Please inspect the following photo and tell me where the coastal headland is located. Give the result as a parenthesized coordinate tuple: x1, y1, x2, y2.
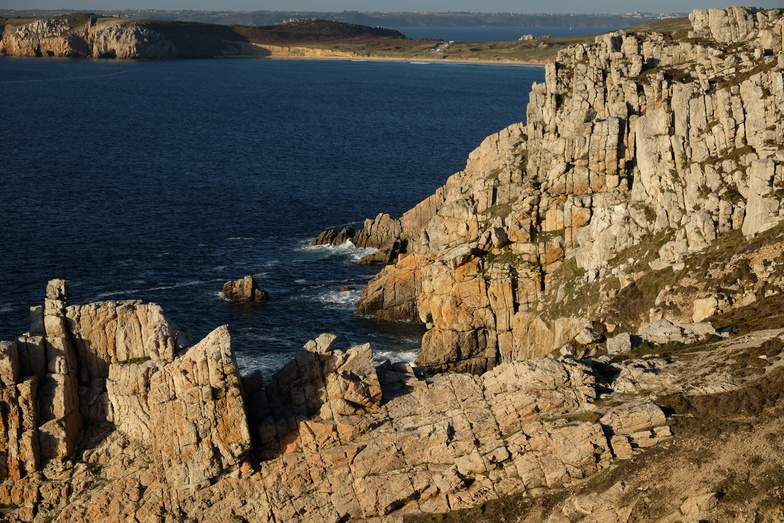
(0, 12, 690, 63)
(2, 5, 784, 522)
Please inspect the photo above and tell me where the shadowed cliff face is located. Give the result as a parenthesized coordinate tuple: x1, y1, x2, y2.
(348, 6, 784, 375)
(0, 15, 233, 59)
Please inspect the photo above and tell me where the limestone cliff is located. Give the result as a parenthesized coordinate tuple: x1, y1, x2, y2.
(348, 6, 784, 374)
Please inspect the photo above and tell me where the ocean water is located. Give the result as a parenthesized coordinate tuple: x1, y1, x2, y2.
(0, 57, 543, 376)
(391, 25, 621, 42)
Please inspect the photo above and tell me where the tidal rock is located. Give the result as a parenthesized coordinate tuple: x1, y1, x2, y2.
(222, 275, 269, 303)
(311, 226, 356, 246)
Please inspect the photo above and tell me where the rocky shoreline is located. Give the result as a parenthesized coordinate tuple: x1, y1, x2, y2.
(1, 278, 782, 521)
(2, 6, 784, 522)
(317, 6, 784, 377)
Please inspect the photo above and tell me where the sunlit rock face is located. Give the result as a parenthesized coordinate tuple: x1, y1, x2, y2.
(354, 6, 784, 374)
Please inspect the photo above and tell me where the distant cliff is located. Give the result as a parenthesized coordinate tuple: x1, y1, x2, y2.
(0, 13, 405, 59)
(318, 6, 784, 374)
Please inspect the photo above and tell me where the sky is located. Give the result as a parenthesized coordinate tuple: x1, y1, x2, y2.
(3, 0, 783, 14)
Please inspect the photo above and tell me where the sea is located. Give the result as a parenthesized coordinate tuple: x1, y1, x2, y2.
(0, 56, 543, 376)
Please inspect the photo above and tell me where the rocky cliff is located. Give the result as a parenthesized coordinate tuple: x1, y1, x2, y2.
(3, 6, 784, 522)
(0, 13, 271, 59)
(2, 279, 782, 521)
(0, 14, 408, 60)
(339, 6, 784, 375)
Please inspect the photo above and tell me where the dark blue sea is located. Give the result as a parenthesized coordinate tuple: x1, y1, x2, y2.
(0, 57, 543, 375)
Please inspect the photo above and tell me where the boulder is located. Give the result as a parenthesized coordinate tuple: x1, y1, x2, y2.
(606, 333, 632, 354)
(680, 492, 719, 516)
(222, 275, 269, 303)
(575, 327, 604, 345)
(639, 319, 718, 345)
(599, 401, 667, 436)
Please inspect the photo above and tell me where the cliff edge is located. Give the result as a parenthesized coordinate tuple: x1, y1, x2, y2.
(333, 6, 784, 375)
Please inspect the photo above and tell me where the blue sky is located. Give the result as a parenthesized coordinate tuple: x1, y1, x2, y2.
(4, 0, 782, 14)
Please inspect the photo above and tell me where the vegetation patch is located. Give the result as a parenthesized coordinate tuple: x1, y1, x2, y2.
(404, 487, 569, 523)
(632, 335, 723, 358)
(484, 246, 529, 267)
(538, 257, 616, 322)
(482, 197, 518, 221)
(604, 266, 676, 330)
(535, 228, 565, 244)
(701, 144, 755, 166)
(657, 367, 784, 437)
(710, 293, 784, 335)
(116, 356, 152, 365)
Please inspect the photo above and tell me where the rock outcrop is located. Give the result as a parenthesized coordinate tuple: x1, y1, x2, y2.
(0, 281, 251, 491)
(222, 275, 269, 303)
(0, 280, 686, 521)
(3, 279, 784, 521)
(4, 7, 784, 522)
(0, 14, 412, 60)
(350, 6, 784, 374)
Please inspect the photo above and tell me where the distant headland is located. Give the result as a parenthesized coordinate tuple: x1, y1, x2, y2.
(0, 12, 691, 63)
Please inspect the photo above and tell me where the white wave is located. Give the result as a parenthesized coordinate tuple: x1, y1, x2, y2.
(235, 351, 291, 377)
(0, 303, 12, 314)
(149, 279, 222, 292)
(316, 288, 362, 307)
(301, 240, 378, 261)
(373, 349, 418, 366)
(226, 237, 255, 241)
(92, 278, 224, 301)
(92, 288, 142, 300)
